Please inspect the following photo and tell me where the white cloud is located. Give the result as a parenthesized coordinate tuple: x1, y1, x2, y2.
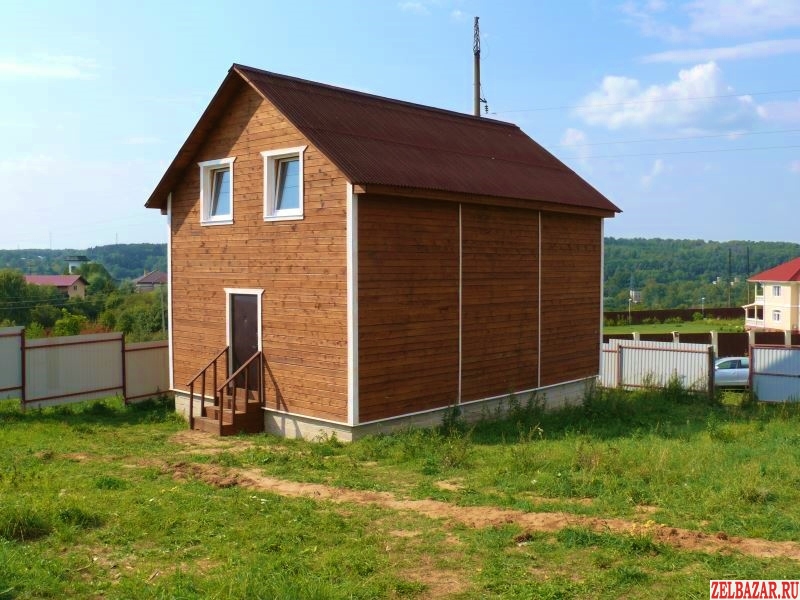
(687, 0, 800, 37)
(642, 39, 800, 64)
(451, 9, 467, 21)
(622, 0, 800, 41)
(574, 61, 759, 130)
(398, 2, 429, 15)
(791, 160, 800, 173)
(560, 128, 592, 165)
(0, 55, 98, 80)
(0, 155, 57, 174)
(641, 158, 665, 187)
(757, 98, 800, 123)
(620, 0, 687, 42)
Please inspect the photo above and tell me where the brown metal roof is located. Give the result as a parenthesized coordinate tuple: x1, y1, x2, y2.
(146, 65, 620, 215)
(134, 270, 167, 285)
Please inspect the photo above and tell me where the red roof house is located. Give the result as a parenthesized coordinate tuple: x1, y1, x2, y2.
(25, 275, 87, 299)
(145, 64, 620, 438)
(744, 257, 800, 332)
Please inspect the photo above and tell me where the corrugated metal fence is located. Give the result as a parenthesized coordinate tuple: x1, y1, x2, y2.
(751, 345, 800, 402)
(601, 339, 714, 393)
(0, 326, 168, 408)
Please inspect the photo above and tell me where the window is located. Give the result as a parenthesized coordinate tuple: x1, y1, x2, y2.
(199, 157, 235, 225)
(773, 285, 781, 297)
(262, 146, 306, 220)
(773, 310, 781, 322)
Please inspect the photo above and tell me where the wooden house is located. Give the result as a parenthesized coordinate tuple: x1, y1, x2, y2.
(145, 64, 620, 438)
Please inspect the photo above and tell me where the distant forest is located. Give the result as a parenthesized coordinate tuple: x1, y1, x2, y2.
(0, 244, 167, 281)
(2, 239, 798, 310)
(604, 238, 800, 311)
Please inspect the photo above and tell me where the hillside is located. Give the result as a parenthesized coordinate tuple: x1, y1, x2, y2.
(2, 238, 798, 310)
(0, 244, 167, 281)
(604, 238, 800, 311)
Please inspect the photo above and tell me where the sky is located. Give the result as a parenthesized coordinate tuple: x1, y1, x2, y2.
(1, 0, 798, 250)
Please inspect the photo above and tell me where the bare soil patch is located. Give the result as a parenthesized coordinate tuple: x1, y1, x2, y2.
(169, 430, 258, 455)
(166, 460, 800, 562)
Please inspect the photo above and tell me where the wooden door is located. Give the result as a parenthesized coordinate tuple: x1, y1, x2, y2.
(230, 294, 259, 389)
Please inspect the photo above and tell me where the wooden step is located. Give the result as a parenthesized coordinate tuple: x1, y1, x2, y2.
(191, 399, 264, 436)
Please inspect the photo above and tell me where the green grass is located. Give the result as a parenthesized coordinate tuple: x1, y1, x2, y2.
(605, 317, 745, 335)
(2, 390, 800, 598)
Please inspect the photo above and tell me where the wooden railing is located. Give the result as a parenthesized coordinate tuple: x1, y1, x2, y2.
(215, 351, 263, 431)
(187, 347, 229, 429)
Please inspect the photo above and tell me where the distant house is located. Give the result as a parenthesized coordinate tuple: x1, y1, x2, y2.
(25, 275, 88, 299)
(744, 257, 800, 332)
(133, 270, 167, 292)
(64, 255, 90, 274)
(145, 64, 620, 439)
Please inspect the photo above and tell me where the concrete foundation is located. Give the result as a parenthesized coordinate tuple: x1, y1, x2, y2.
(174, 377, 595, 441)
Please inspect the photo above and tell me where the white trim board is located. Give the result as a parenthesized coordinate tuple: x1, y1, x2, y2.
(346, 183, 359, 426)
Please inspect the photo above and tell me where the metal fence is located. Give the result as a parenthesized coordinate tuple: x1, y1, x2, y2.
(0, 326, 169, 408)
(751, 345, 800, 402)
(601, 339, 714, 393)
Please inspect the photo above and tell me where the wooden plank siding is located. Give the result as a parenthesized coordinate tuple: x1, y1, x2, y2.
(461, 205, 538, 401)
(170, 81, 350, 423)
(539, 212, 602, 387)
(358, 196, 459, 422)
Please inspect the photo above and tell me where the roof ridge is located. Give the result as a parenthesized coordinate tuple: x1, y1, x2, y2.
(232, 63, 520, 131)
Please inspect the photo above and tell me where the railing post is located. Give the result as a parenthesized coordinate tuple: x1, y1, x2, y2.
(201, 370, 207, 416)
(259, 352, 264, 407)
(189, 381, 194, 428)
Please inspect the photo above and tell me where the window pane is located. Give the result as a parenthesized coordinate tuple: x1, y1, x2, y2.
(211, 168, 231, 216)
(276, 158, 299, 210)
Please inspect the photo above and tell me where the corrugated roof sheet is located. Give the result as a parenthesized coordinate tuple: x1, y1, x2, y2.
(146, 65, 620, 215)
(236, 65, 619, 213)
(25, 275, 84, 287)
(749, 257, 800, 283)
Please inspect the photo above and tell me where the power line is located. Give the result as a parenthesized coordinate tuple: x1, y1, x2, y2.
(494, 87, 800, 115)
(554, 127, 800, 148)
(562, 143, 800, 161)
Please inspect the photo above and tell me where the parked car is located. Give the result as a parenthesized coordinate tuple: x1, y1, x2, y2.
(714, 356, 749, 388)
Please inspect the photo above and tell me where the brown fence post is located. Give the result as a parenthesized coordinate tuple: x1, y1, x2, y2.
(707, 346, 715, 400)
(121, 333, 128, 405)
(20, 327, 26, 411)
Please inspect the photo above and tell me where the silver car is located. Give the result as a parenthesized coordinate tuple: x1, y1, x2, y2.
(714, 356, 750, 388)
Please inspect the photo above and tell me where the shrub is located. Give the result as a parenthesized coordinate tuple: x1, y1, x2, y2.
(25, 322, 46, 339)
(53, 309, 88, 336)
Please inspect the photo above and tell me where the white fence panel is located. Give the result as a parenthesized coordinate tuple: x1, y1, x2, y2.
(0, 326, 23, 399)
(125, 341, 169, 402)
(751, 346, 800, 402)
(601, 340, 712, 391)
(25, 333, 124, 408)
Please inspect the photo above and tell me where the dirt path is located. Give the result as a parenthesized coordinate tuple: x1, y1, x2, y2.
(167, 431, 800, 562)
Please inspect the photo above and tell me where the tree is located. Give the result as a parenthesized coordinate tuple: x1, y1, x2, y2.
(0, 269, 29, 324)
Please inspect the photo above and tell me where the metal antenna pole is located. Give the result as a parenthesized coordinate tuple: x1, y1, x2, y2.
(473, 16, 481, 117)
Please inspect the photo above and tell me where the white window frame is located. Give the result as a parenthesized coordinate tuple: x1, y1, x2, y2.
(773, 285, 782, 297)
(261, 146, 307, 221)
(773, 309, 781, 322)
(199, 157, 235, 226)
